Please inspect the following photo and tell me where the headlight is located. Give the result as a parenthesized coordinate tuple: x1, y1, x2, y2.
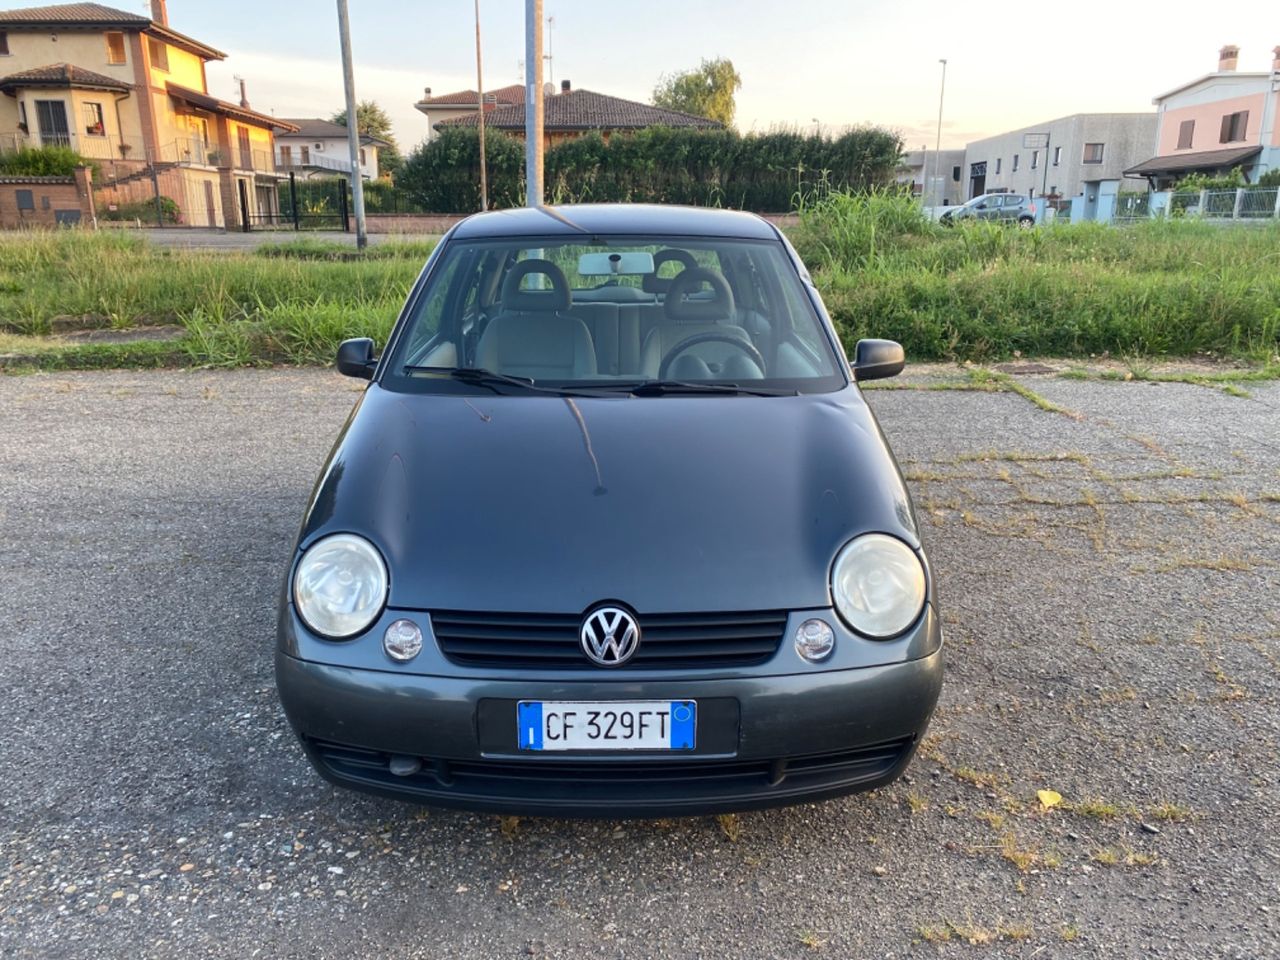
(292, 533, 388, 638)
(830, 534, 926, 638)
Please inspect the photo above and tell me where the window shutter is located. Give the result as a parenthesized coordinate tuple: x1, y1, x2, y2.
(1220, 114, 1232, 143)
(1237, 111, 1248, 141)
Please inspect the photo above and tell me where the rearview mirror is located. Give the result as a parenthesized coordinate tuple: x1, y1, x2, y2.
(852, 339, 905, 382)
(336, 337, 377, 379)
(578, 251, 656, 276)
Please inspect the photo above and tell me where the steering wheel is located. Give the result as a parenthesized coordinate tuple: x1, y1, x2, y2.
(658, 332, 766, 381)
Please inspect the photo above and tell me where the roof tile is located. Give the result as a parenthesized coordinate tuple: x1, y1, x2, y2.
(437, 89, 721, 132)
(0, 61, 131, 92)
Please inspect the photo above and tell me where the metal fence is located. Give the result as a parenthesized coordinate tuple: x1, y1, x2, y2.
(1161, 187, 1280, 221)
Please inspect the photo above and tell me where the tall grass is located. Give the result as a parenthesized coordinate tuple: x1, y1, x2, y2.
(2, 212, 1278, 368)
(792, 192, 1280, 361)
(0, 231, 426, 365)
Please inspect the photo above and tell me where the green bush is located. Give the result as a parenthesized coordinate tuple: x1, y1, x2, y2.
(397, 125, 903, 213)
(0, 146, 98, 178)
(99, 196, 180, 224)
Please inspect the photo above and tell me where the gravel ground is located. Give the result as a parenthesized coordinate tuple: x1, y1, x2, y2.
(1, 367, 1277, 959)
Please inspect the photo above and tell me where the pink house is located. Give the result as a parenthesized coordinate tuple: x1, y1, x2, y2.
(1126, 45, 1280, 188)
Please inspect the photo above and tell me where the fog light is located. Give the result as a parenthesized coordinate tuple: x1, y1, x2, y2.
(383, 619, 423, 662)
(795, 618, 835, 662)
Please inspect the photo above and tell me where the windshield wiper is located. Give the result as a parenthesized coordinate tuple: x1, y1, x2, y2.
(603, 380, 798, 398)
(403, 366, 611, 397)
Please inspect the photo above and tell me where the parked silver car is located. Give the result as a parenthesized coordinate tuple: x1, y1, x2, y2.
(941, 193, 1046, 227)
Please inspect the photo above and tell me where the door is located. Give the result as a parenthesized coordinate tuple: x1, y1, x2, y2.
(35, 100, 71, 148)
(202, 180, 217, 228)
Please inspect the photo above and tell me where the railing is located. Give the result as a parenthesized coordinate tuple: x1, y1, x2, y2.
(231, 148, 281, 174)
(277, 151, 358, 175)
(1156, 187, 1280, 221)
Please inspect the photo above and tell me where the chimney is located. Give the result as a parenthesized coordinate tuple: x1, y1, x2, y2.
(238, 78, 249, 109)
(423, 86, 432, 98)
(1218, 44, 1239, 71)
(561, 79, 571, 94)
(150, 0, 168, 26)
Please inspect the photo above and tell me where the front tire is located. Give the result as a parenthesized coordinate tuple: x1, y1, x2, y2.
(1017, 216, 1034, 229)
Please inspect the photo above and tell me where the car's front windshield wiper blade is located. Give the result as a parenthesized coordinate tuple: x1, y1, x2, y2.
(403, 366, 611, 397)
(600, 380, 799, 398)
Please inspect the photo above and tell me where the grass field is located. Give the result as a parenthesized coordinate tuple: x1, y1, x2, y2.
(1, 196, 1278, 371)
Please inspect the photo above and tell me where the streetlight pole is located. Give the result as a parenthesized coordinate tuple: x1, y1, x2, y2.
(931, 58, 947, 209)
(474, 0, 488, 211)
(524, 0, 544, 207)
(336, 0, 366, 249)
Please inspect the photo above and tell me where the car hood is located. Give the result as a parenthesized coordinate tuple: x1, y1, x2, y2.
(297, 384, 920, 614)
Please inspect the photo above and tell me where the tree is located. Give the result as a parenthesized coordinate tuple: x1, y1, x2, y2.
(652, 58, 743, 127)
(330, 100, 403, 179)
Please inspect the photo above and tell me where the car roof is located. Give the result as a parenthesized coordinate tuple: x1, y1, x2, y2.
(449, 203, 780, 241)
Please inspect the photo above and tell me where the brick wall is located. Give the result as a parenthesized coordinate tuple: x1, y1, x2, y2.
(0, 168, 96, 229)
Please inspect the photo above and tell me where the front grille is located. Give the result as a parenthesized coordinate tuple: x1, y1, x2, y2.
(309, 736, 914, 802)
(431, 610, 789, 669)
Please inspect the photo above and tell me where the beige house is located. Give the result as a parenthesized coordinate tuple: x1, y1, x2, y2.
(0, 1, 296, 227)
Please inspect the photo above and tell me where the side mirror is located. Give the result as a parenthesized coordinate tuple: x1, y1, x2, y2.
(336, 337, 377, 379)
(852, 338, 905, 382)
(976, 202, 988, 209)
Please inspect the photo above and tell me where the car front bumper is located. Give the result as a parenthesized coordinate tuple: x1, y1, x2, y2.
(275, 640, 944, 817)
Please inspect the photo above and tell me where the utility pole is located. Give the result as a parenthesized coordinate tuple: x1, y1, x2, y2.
(524, 0, 544, 207)
(931, 58, 947, 209)
(336, 0, 366, 248)
(474, 0, 488, 211)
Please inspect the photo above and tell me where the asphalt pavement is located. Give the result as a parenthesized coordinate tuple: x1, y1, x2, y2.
(1, 368, 1277, 959)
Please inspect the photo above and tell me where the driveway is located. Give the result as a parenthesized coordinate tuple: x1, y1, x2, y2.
(1, 369, 1276, 958)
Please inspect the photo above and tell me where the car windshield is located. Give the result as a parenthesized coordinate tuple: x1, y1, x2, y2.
(383, 235, 846, 396)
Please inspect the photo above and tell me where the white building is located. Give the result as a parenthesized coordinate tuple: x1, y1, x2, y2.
(896, 148, 966, 207)
(963, 113, 1157, 207)
(274, 118, 386, 180)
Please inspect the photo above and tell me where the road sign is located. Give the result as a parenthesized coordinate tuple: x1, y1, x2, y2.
(1022, 133, 1050, 149)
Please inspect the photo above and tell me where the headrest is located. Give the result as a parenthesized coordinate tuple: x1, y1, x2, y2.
(501, 259, 571, 312)
(642, 249, 700, 295)
(663, 267, 735, 323)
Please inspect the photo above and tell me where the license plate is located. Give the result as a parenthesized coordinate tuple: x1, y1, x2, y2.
(517, 700, 696, 751)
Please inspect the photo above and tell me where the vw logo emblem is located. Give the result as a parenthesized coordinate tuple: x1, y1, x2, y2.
(580, 606, 640, 667)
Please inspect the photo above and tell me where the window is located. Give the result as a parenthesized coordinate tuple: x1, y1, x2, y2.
(0, 30, 9, 56)
(280, 145, 292, 165)
(147, 37, 168, 72)
(387, 237, 843, 392)
(1177, 119, 1195, 150)
(16, 189, 34, 211)
(1031, 150, 1039, 170)
(995, 157, 1002, 174)
(359, 147, 367, 165)
(1012, 154, 1020, 172)
(82, 101, 105, 136)
(1083, 142, 1104, 163)
(1219, 110, 1248, 143)
(1053, 146, 1061, 166)
(300, 145, 310, 164)
(105, 32, 126, 64)
(951, 165, 961, 182)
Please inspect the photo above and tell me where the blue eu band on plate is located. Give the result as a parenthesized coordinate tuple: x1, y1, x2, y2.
(518, 700, 697, 751)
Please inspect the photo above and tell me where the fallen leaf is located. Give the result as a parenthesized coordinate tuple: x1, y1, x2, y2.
(1037, 789, 1063, 809)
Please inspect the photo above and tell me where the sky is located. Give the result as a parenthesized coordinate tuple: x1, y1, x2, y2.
(16, 0, 1280, 151)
